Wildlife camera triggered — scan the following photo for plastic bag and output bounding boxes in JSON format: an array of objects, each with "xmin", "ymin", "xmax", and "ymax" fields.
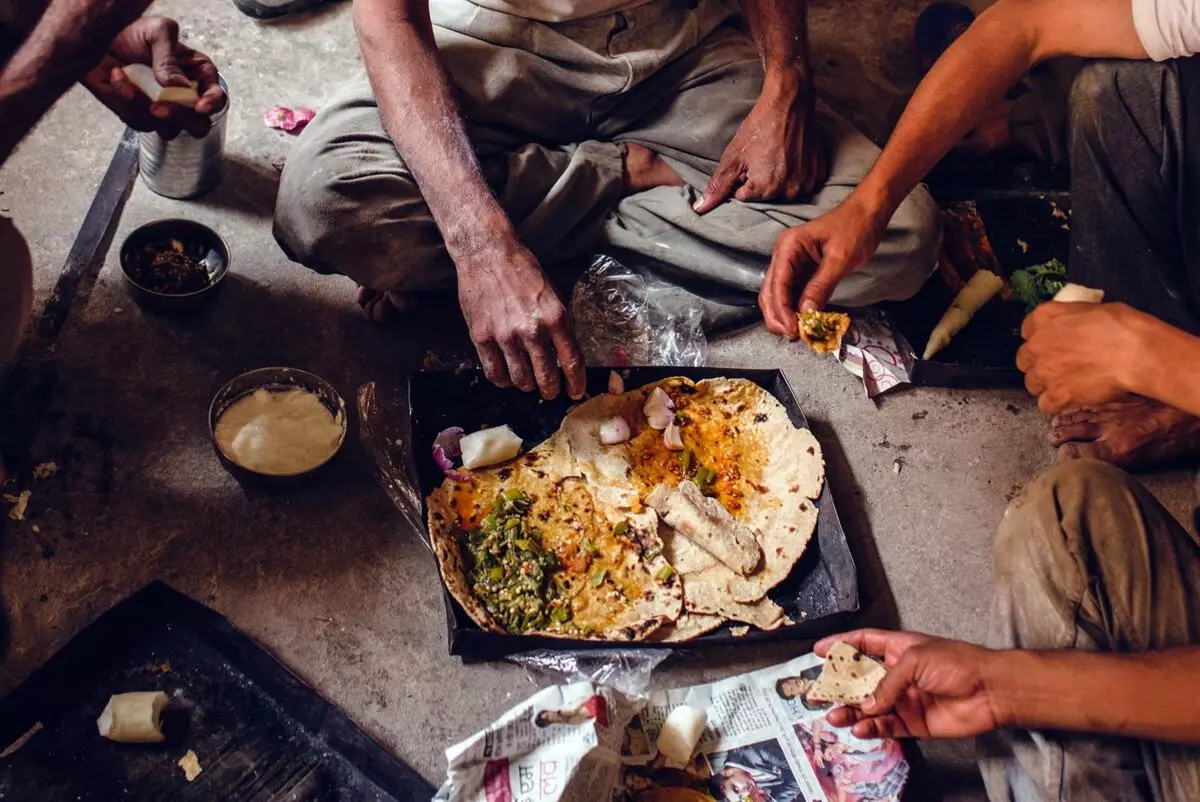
[
  {"xmin": 509, "ymin": 649, "xmax": 670, "ymax": 700},
  {"xmin": 570, "ymin": 255, "xmax": 707, "ymax": 367}
]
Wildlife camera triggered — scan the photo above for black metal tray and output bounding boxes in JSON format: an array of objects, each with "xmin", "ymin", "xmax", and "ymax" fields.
[
  {"xmin": 409, "ymin": 367, "xmax": 860, "ymax": 659},
  {"xmin": 0, "ymin": 582, "xmax": 435, "ymax": 801},
  {"xmin": 888, "ymin": 192, "xmax": 1072, "ymax": 388}
]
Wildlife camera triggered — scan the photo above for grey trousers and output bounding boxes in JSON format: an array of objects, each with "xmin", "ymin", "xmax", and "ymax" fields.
[
  {"xmin": 1067, "ymin": 57, "xmax": 1200, "ymax": 333},
  {"xmin": 980, "ymin": 460, "xmax": 1200, "ymax": 801},
  {"xmin": 273, "ymin": 0, "xmax": 940, "ymax": 320}
]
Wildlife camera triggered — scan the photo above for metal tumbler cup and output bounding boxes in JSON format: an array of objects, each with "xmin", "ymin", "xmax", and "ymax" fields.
[{"xmin": 138, "ymin": 75, "xmax": 230, "ymax": 199}]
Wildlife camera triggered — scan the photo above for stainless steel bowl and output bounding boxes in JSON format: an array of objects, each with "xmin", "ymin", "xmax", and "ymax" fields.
[
  {"xmin": 119, "ymin": 219, "xmax": 229, "ymax": 313},
  {"xmin": 209, "ymin": 367, "xmax": 348, "ymax": 488}
]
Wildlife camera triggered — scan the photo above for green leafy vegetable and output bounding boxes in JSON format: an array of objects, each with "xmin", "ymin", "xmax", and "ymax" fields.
[{"xmin": 1010, "ymin": 258, "xmax": 1068, "ymax": 313}]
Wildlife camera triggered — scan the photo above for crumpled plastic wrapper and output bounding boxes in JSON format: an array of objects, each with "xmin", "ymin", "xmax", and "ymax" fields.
[
  {"xmin": 510, "ymin": 649, "xmax": 670, "ymax": 698},
  {"xmin": 570, "ymin": 255, "xmax": 707, "ymax": 367},
  {"xmin": 357, "ymin": 380, "xmax": 429, "ymax": 551},
  {"xmin": 837, "ymin": 310, "xmax": 916, "ymax": 398}
]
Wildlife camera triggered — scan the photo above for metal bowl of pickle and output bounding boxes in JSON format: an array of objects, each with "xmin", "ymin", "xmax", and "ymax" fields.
[{"xmin": 119, "ymin": 219, "xmax": 229, "ymax": 313}]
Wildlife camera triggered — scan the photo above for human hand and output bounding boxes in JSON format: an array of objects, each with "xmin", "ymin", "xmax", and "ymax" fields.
[
  {"xmin": 457, "ymin": 238, "xmax": 586, "ymax": 400},
  {"xmin": 814, "ymin": 629, "xmax": 1003, "ymax": 740},
  {"xmin": 758, "ymin": 196, "xmax": 886, "ymax": 338},
  {"xmin": 83, "ymin": 16, "xmax": 226, "ymax": 140},
  {"xmin": 693, "ymin": 88, "xmax": 826, "ymax": 214},
  {"xmin": 1017, "ymin": 301, "xmax": 1157, "ymax": 414}
]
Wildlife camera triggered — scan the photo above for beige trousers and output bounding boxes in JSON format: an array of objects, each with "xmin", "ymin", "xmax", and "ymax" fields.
[
  {"xmin": 273, "ymin": 0, "xmax": 940, "ymax": 323},
  {"xmin": 981, "ymin": 460, "xmax": 1200, "ymax": 801}
]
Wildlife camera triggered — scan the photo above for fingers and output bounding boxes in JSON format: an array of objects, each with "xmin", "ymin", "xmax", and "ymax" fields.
[
  {"xmin": 852, "ymin": 714, "xmax": 913, "ymax": 740},
  {"xmin": 861, "ymin": 652, "xmax": 919, "ymax": 716},
  {"xmin": 550, "ymin": 324, "xmax": 587, "ymax": 401},
  {"xmin": 760, "ymin": 232, "xmax": 810, "ymax": 339},
  {"xmin": 797, "ymin": 248, "xmax": 847, "ymax": 314},
  {"xmin": 814, "ymin": 629, "xmax": 918, "ymax": 661},
  {"xmin": 106, "ymin": 65, "xmax": 169, "ymax": 135},
  {"xmin": 182, "ymin": 52, "xmax": 226, "ymax": 115},
  {"xmin": 146, "ymin": 18, "xmax": 188, "ymax": 87},
  {"xmin": 525, "ymin": 335, "xmax": 562, "ymax": 400},
  {"xmin": 476, "ymin": 341, "xmax": 512, "ymax": 389},
  {"xmin": 694, "ymin": 159, "xmax": 742, "ymax": 215}
]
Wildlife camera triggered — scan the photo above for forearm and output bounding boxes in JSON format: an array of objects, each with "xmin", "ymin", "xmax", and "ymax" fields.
[
  {"xmin": 852, "ymin": 0, "xmax": 1147, "ymax": 223},
  {"xmin": 989, "ymin": 647, "xmax": 1200, "ymax": 743},
  {"xmin": 1128, "ymin": 317, "xmax": 1200, "ymax": 417},
  {"xmin": 354, "ymin": 0, "xmax": 511, "ymax": 264},
  {"xmin": 0, "ymin": 0, "xmax": 150, "ymax": 162},
  {"xmin": 740, "ymin": 0, "xmax": 811, "ymax": 99}
]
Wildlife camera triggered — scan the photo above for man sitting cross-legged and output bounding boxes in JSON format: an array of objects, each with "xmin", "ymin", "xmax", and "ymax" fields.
[{"xmin": 273, "ymin": 0, "xmax": 941, "ymax": 400}]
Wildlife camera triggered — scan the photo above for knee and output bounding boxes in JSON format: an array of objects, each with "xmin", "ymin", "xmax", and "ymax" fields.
[
  {"xmin": 883, "ymin": 184, "xmax": 942, "ymax": 301},
  {"xmin": 0, "ymin": 218, "xmax": 33, "ymax": 366},
  {"xmin": 994, "ymin": 459, "xmax": 1132, "ymax": 579},
  {"xmin": 1068, "ymin": 60, "xmax": 1169, "ymax": 144},
  {"xmin": 272, "ymin": 154, "xmax": 349, "ymax": 274}
]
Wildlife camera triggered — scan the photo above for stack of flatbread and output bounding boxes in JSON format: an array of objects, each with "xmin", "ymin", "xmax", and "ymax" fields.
[{"xmin": 426, "ymin": 377, "xmax": 826, "ymax": 642}]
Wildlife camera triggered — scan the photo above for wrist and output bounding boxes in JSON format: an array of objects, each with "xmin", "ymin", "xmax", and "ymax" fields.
[
  {"xmin": 980, "ymin": 648, "xmax": 1032, "ymax": 730},
  {"xmin": 1122, "ymin": 310, "xmax": 1177, "ymax": 399},
  {"xmin": 761, "ymin": 65, "xmax": 813, "ymax": 109}
]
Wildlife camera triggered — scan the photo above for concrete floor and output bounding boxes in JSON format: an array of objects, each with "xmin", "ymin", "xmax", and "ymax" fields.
[{"xmin": 1, "ymin": 0, "xmax": 1197, "ymax": 798}]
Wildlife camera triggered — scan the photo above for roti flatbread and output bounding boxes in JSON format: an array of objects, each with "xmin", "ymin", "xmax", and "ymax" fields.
[
  {"xmin": 646, "ymin": 480, "xmax": 762, "ymax": 576},
  {"xmin": 427, "ymin": 436, "xmax": 683, "ymax": 641},
  {"xmin": 807, "ymin": 640, "xmax": 887, "ymax": 706}
]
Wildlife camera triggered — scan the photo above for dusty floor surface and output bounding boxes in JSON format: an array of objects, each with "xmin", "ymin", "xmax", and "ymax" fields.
[{"xmin": 1, "ymin": 0, "xmax": 1197, "ymax": 798}]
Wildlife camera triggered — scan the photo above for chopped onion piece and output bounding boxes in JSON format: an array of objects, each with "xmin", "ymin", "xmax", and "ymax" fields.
[
  {"xmin": 599, "ymin": 416, "xmax": 631, "ymax": 445},
  {"xmin": 644, "ymin": 387, "xmax": 675, "ymax": 430},
  {"xmin": 432, "ymin": 426, "xmax": 469, "ymax": 479},
  {"xmin": 608, "ymin": 370, "xmax": 625, "ymax": 395},
  {"xmin": 663, "ymin": 420, "xmax": 684, "ymax": 451}
]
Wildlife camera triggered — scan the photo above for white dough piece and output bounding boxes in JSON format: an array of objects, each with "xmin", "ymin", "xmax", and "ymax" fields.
[
  {"xmin": 656, "ymin": 704, "xmax": 708, "ymax": 767},
  {"xmin": 923, "ymin": 270, "xmax": 1005, "ymax": 360},
  {"xmin": 97, "ymin": 691, "xmax": 168, "ymax": 743},
  {"xmin": 122, "ymin": 64, "xmax": 200, "ymax": 108},
  {"xmin": 1054, "ymin": 283, "xmax": 1105, "ymax": 304},
  {"xmin": 460, "ymin": 425, "xmax": 523, "ymax": 470}
]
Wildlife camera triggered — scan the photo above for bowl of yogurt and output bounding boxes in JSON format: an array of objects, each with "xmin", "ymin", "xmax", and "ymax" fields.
[{"xmin": 209, "ymin": 367, "xmax": 348, "ymax": 485}]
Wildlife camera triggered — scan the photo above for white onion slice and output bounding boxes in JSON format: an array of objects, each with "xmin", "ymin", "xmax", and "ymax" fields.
[
  {"xmin": 663, "ymin": 420, "xmax": 684, "ymax": 451},
  {"xmin": 599, "ymin": 416, "xmax": 631, "ymax": 445},
  {"xmin": 644, "ymin": 388, "xmax": 675, "ymax": 430}
]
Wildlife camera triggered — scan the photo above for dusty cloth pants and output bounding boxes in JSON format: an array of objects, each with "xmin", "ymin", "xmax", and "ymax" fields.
[
  {"xmin": 273, "ymin": 0, "xmax": 940, "ymax": 327},
  {"xmin": 979, "ymin": 460, "xmax": 1200, "ymax": 801},
  {"xmin": 1067, "ymin": 57, "xmax": 1200, "ymax": 333},
  {"xmin": 0, "ymin": 216, "xmax": 32, "ymax": 369}
]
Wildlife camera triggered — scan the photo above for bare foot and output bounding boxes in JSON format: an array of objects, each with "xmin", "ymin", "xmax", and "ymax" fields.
[
  {"xmin": 1048, "ymin": 397, "xmax": 1200, "ymax": 469},
  {"xmin": 356, "ymin": 287, "xmax": 416, "ymax": 323},
  {"xmin": 621, "ymin": 142, "xmax": 685, "ymax": 196}
]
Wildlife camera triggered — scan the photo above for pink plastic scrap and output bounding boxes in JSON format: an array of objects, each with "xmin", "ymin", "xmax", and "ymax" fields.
[{"xmin": 264, "ymin": 106, "xmax": 317, "ymax": 134}]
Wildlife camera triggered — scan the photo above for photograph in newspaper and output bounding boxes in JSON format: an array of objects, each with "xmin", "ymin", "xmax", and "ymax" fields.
[
  {"xmin": 794, "ymin": 719, "xmax": 908, "ymax": 802},
  {"xmin": 771, "ymin": 664, "xmax": 833, "ymax": 715},
  {"xmin": 707, "ymin": 738, "xmax": 803, "ymax": 802}
]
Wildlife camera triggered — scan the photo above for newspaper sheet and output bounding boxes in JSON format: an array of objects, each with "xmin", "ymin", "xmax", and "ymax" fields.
[{"xmin": 437, "ymin": 652, "xmax": 908, "ymax": 802}]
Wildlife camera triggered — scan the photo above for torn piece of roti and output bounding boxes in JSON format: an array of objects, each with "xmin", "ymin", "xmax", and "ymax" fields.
[
  {"xmin": 646, "ymin": 480, "xmax": 762, "ymax": 576},
  {"xmin": 798, "ymin": 311, "xmax": 851, "ymax": 354},
  {"xmin": 807, "ymin": 640, "xmax": 888, "ymax": 706}
]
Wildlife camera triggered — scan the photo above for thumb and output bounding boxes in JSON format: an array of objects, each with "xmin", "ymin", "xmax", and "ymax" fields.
[
  {"xmin": 694, "ymin": 161, "xmax": 740, "ymax": 215},
  {"xmin": 148, "ymin": 19, "xmax": 188, "ymax": 87},
  {"xmin": 798, "ymin": 248, "xmax": 851, "ymax": 314},
  {"xmin": 861, "ymin": 652, "xmax": 919, "ymax": 716}
]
